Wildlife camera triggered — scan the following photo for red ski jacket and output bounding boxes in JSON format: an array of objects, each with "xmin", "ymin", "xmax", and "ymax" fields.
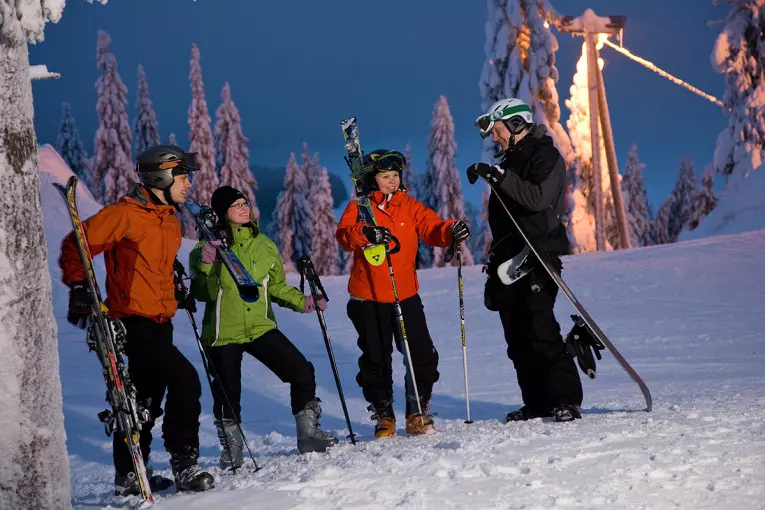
[{"xmin": 336, "ymin": 191, "xmax": 455, "ymax": 303}]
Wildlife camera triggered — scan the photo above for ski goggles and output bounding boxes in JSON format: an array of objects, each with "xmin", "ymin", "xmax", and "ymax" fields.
[
  {"xmin": 475, "ymin": 113, "xmax": 529, "ymax": 138},
  {"xmin": 368, "ymin": 151, "xmax": 406, "ymax": 172},
  {"xmin": 157, "ymin": 152, "xmax": 200, "ymax": 174},
  {"xmin": 475, "ymin": 113, "xmax": 496, "ymax": 139}
]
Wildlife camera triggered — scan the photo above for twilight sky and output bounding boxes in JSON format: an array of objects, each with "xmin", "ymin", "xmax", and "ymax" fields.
[{"xmin": 29, "ymin": 0, "xmax": 730, "ymax": 209}]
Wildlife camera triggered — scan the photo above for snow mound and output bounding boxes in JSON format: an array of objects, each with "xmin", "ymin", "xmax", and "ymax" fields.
[{"xmin": 680, "ymin": 166, "xmax": 765, "ymax": 240}]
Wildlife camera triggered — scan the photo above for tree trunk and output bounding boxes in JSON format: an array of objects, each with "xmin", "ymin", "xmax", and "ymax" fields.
[{"xmin": 0, "ymin": 28, "xmax": 72, "ymax": 510}]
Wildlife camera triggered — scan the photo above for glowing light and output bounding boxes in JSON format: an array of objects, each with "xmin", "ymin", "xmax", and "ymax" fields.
[{"xmin": 601, "ymin": 38, "xmax": 723, "ymax": 107}]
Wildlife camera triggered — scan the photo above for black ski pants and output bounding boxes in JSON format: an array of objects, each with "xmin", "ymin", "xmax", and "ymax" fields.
[
  {"xmin": 113, "ymin": 316, "xmax": 202, "ymax": 476},
  {"xmin": 497, "ymin": 258, "xmax": 583, "ymax": 411},
  {"xmin": 205, "ymin": 329, "xmax": 316, "ymax": 419},
  {"xmin": 347, "ymin": 294, "xmax": 439, "ymax": 413}
]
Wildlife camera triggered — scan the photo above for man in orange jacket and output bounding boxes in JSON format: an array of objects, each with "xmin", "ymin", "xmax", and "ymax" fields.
[
  {"xmin": 336, "ymin": 149, "xmax": 470, "ymax": 438},
  {"xmin": 59, "ymin": 145, "xmax": 214, "ymax": 495}
]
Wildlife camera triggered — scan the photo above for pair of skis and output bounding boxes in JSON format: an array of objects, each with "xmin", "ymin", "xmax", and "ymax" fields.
[
  {"xmin": 55, "ymin": 177, "xmax": 155, "ymax": 503},
  {"xmin": 340, "ymin": 118, "xmax": 652, "ymax": 416}
]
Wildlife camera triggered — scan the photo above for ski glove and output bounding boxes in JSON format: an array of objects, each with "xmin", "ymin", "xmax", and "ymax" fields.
[
  {"xmin": 176, "ymin": 288, "xmax": 197, "ymax": 313},
  {"xmin": 200, "ymin": 240, "xmax": 221, "ymax": 264},
  {"xmin": 303, "ymin": 294, "xmax": 328, "ymax": 313},
  {"xmin": 451, "ymin": 221, "xmax": 470, "ymax": 242},
  {"xmin": 467, "ymin": 162, "xmax": 505, "ymax": 185},
  {"xmin": 67, "ymin": 281, "xmax": 91, "ymax": 329},
  {"xmin": 362, "ymin": 225, "xmax": 393, "ymax": 245}
]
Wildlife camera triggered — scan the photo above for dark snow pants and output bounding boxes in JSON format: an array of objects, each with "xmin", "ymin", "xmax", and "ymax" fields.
[
  {"xmin": 205, "ymin": 329, "xmax": 316, "ymax": 419},
  {"xmin": 113, "ymin": 316, "xmax": 202, "ymax": 476},
  {"xmin": 496, "ymin": 257, "xmax": 583, "ymax": 411},
  {"xmin": 347, "ymin": 294, "xmax": 439, "ymax": 414}
]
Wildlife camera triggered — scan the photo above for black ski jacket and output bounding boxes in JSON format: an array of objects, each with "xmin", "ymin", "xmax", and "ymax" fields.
[{"xmin": 487, "ymin": 126, "xmax": 570, "ymax": 264}]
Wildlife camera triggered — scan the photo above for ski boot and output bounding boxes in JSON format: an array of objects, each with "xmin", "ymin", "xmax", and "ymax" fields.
[
  {"xmin": 553, "ymin": 404, "xmax": 582, "ymax": 423},
  {"xmin": 505, "ymin": 405, "xmax": 553, "ymax": 423},
  {"xmin": 369, "ymin": 401, "xmax": 396, "ymax": 439},
  {"xmin": 405, "ymin": 398, "xmax": 436, "ymax": 436},
  {"xmin": 114, "ymin": 466, "xmax": 174, "ymax": 497},
  {"xmin": 295, "ymin": 398, "xmax": 339, "ymax": 454},
  {"xmin": 169, "ymin": 447, "xmax": 214, "ymax": 492},
  {"xmin": 215, "ymin": 418, "xmax": 244, "ymax": 470}
]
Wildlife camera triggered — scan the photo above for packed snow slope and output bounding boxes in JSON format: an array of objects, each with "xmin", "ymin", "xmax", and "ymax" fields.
[
  {"xmin": 681, "ymin": 164, "xmax": 765, "ymax": 240},
  {"xmin": 39, "ymin": 146, "xmax": 765, "ymax": 509}
]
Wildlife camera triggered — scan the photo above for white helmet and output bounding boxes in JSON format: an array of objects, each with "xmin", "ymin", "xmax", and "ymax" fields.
[{"xmin": 475, "ymin": 98, "xmax": 533, "ymax": 138}]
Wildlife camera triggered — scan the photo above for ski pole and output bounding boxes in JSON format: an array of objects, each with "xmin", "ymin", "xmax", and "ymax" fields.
[
  {"xmin": 455, "ymin": 242, "xmax": 473, "ymax": 424},
  {"xmin": 384, "ymin": 241, "xmax": 424, "ymax": 421},
  {"xmin": 298, "ymin": 257, "xmax": 357, "ymax": 445},
  {"xmin": 173, "ymin": 260, "xmax": 261, "ymax": 473}
]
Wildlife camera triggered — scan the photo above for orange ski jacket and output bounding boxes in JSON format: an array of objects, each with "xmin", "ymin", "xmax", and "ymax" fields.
[
  {"xmin": 336, "ymin": 191, "xmax": 455, "ymax": 303},
  {"xmin": 59, "ymin": 185, "xmax": 182, "ymax": 322}
]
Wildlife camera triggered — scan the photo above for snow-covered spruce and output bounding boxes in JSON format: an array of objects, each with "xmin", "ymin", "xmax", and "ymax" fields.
[{"xmin": 0, "ymin": 2, "xmax": 71, "ymax": 508}]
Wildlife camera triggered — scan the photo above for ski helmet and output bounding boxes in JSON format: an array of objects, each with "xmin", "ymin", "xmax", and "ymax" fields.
[
  {"xmin": 135, "ymin": 144, "xmax": 199, "ymax": 189},
  {"xmin": 362, "ymin": 149, "xmax": 407, "ymax": 191},
  {"xmin": 475, "ymin": 98, "xmax": 533, "ymax": 139}
]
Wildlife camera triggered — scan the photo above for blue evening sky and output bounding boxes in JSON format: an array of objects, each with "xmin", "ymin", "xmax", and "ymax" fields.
[{"xmin": 29, "ymin": 0, "xmax": 730, "ymax": 209}]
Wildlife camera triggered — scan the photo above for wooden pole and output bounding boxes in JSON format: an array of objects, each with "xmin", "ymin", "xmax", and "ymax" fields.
[
  {"xmin": 585, "ymin": 31, "xmax": 605, "ymax": 251},
  {"xmin": 594, "ymin": 44, "xmax": 632, "ymax": 249}
]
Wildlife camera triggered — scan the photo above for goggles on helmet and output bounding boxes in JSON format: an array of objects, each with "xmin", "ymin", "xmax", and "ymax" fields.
[{"xmin": 366, "ymin": 150, "xmax": 406, "ymax": 172}]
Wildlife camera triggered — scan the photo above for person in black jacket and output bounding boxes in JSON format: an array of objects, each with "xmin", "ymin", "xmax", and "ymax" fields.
[{"xmin": 467, "ymin": 98, "xmax": 583, "ymax": 423}]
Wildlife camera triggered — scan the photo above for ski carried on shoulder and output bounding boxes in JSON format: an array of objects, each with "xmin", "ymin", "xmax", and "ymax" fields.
[
  {"xmin": 183, "ymin": 199, "xmax": 261, "ymax": 302},
  {"xmin": 54, "ymin": 176, "xmax": 155, "ymax": 504},
  {"xmin": 487, "ymin": 183, "xmax": 653, "ymax": 412},
  {"xmin": 340, "ymin": 116, "xmax": 387, "ymax": 266}
]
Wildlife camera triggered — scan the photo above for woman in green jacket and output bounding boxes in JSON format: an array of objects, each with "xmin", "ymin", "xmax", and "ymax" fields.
[{"xmin": 189, "ymin": 186, "xmax": 337, "ymax": 467}]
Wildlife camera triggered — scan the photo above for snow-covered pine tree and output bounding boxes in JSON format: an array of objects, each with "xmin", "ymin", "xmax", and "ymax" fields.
[
  {"xmin": 480, "ymin": 0, "xmax": 525, "ymax": 162},
  {"xmin": 168, "ymin": 132, "xmax": 177, "ymax": 145},
  {"xmin": 0, "ymin": 3, "xmax": 71, "ymax": 507},
  {"xmin": 621, "ymin": 144, "xmax": 653, "ymax": 247},
  {"xmin": 465, "ymin": 201, "xmax": 485, "ymax": 264},
  {"xmin": 214, "ymin": 82, "xmax": 260, "ymax": 219},
  {"xmin": 564, "ymin": 37, "xmax": 616, "ymax": 252},
  {"xmin": 264, "ymin": 191, "xmax": 283, "ymax": 249},
  {"xmin": 427, "ymin": 96, "xmax": 475, "ymax": 267},
  {"xmin": 311, "ymin": 166, "xmax": 340, "ymax": 276},
  {"xmin": 94, "ymin": 30, "xmax": 136, "ymax": 205},
  {"xmin": 276, "ymin": 153, "xmax": 300, "ymax": 272},
  {"xmin": 711, "ymin": 0, "xmax": 765, "ymax": 183},
  {"xmin": 480, "ymin": 0, "xmax": 574, "ymax": 165},
  {"xmin": 668, "ymin": 157, "xmax": 697, "ymax": 242},
  {"xmin": 604, "ymin": 197, "xmax": 620, "ymax": 250},
  {"xmin": 418, "ymin": 135, "xmax": 437, "ymax": 269},
  {"xmin": 521, "ymin": 0, "xmax": 575, "ymax": 162},
  {"xmin": 133, "ymin": 64, "xmax": 160, "ymax": 155},
  {"xmin": 290, "ymin": 160, "xmax": 313, "ymax": 269},
  {"xmin": 188, "ymin": 43, "xmax": 218, "ymax": 209},
  {"xmin": 56, "ymin": 101, "xmax": 90, "ymax": 185},
  {"xmin": 402, "ymin": 142, "xmax": 418, "ymax": 199},
  {"xmin": 687, "ymin": 164, "xmax": 718, "ymax": 231},
  {"xmin": 653, "ymin": 195, "xmax": 675, "ymax": 245}
]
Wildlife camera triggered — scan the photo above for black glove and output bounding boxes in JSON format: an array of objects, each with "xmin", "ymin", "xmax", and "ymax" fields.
[
  {"xmin": 67, "ymin": 281, "xmax": 91, "ymax": 329},
  {"xmin": 176, "ymin": 288, "xmax": 197, "ymax": 313},
  {"xmin": 362, "ymin": 225, "xmax": 393, "ymax": 245},
  {"xmin": 467, "ymin": 162, "xmax": 504, "ymax": 185},
  {"xmin": 451, "ymin": 221, "xmax": 470, "ymax": 242}
]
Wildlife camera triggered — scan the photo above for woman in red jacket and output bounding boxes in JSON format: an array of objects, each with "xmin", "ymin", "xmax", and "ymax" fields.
[{"xmin": 336, "ymin": 149, "xmax": 470, "ymax": 439}]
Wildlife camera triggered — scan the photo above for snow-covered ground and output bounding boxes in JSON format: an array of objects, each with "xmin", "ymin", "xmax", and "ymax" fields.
[
  {"xmin": 39, "ymin": 147, "xmax": 765, "ymax": 509},
  {"xmin": 681, "ymin": 165, "xmax": 765, "ymax": 241}
]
